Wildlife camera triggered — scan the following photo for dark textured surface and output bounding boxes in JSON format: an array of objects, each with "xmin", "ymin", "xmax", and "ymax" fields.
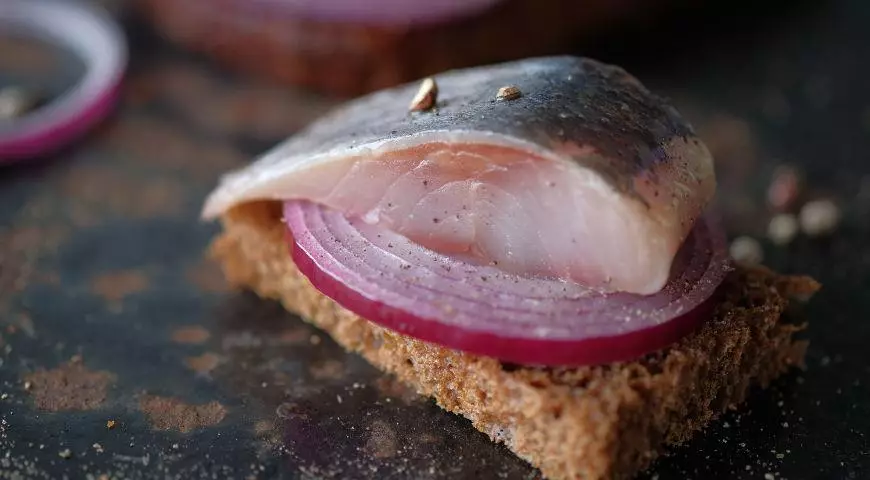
[{"xmin": 0, "ymin": 1, "xmax": 868, "ymax": 479}]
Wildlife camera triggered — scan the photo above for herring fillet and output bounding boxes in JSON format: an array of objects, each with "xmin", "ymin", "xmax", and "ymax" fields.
[{"xmin": 202, "ymin": 56, "xmax": 715, "ymax": 295}]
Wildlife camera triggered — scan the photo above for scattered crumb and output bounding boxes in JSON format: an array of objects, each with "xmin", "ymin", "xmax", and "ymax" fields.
[
  {"xmin": 23, "ymin": 381, "xmax": 31, "ymax": 390},
  {"xmin": 24, "ymin": 357, "xmax": 115, "ymax": 411},
  {"xmin": 767, "ymin": 165, "xmax": 801, "ymax": 210},
  {"xmin": 253, "ymin": 420, "xmax": 273, "ymax": 436},
  {"xmin": 93, "ymin": 443, "xmax": 104, "ymax": 453},
  {"xmin": 5, "ymin": 312, "xmax": 36, "ymax": 338},
  {"xmin": 364, "ymin": 419, "xmax": 398, "ymax": 459},
  {"xmin": 90, "ymin": 270, "xmax": 149, "ymax": 303},
  {"xmin": 0, "ymin": 393, "xmax": 7, "ymax": 400},
  {"xmin": 375, "ymin": 376, "xmax": 421, "ymax": 404},
  {"xmin": 418, "ymin": 432, "xmax": 440, "ymax": 444},
  {"xmin": 768, "ymin": 214, "xmax": 799, "ymax": 246},
  {"xmin": 221, "ymin": 331, "xmax": 263, "ymax": 349},
  {"xmin": 60, "ymin": 164, "xmax": 187, "ymax": 220},
  {"xmin": 309, "ymin": 359, "xmax": 345, "ymax": 380},
  {"xmin": 170, "ymin": 326, "xmax": 211, "ymax": 345},
  {"xmin": 799, "ymin": 199, "xmax": 840, "ymax": 236},
  {"xmin": 765, "ymin": 473, "xmax": 775, "ymax": 480},
  {"xmin": 310, "ymin": 334, "xmax": 321, "ymax": 345},
  {"xmin": 184, "ymin": 261, "xmax": 230, "ymax": 293},
  {"xmin": 58, "ymin": 448, "xmax": 72, "ymax": 459},
  {"xmin": 729, "ymin": 236, "xmax": 764, "ymax": 264},
  {"xmin": 184, "ymin": 352, "xmax": 220, "ymax": 375},
  {"xmin": 138, "ymin": 394, "xmax": 227, "ymax": 433},
  {"xmin": 275, "ymin": 402, "xmax": 304, "ymax": 420},
  {"xmin": 274, "ymin": 328, "xmax": 310, "ymax": 346},
  {"xmin": 106, "ymin": 420, "xmax": 116, "ymax": 430}
]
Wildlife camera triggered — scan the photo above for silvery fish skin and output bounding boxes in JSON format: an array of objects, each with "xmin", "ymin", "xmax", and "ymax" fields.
[{"xmin": 203, "ymin": 56, "xmax": 715, "ymax": 294}]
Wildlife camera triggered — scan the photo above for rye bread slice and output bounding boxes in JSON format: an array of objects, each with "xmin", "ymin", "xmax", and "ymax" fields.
[{"xmin": 210, "ymin": 200, "xmax": 818, "ymax": 480}]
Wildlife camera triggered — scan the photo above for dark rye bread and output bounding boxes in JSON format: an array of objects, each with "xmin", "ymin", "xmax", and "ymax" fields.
[{"xmin": 210, "ymin": 201, "xmax": 819, "ymax": 480}]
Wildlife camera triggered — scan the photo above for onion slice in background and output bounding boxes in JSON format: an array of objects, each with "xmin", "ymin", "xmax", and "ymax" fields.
[
  {"xmin": 242, "ymin": 0, "xmax": 505, "ymax": 26},
  {"xmin": 0, "ymin": 0, "xmax": 127, "ymax": 163},
  {"xmin": 284, "ymin": 200, "xmax": 731, "ymax": 366}
]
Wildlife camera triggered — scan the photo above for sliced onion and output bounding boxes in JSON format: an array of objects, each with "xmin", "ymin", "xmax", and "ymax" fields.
[
  {"xmin": 0, "ymin": 0, "xmax": 127, "ymax": 163},
  {"xmin": 242, "ymin": 0, "xmax": 505, "ymax": 26},
  {"xmin": 284, "ymin": 200, "xmax": 731, "ymax": 366}
]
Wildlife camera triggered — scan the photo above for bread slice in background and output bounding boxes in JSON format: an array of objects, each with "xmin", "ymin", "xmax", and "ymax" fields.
[{"xmin": 211, "ymin": 201, "xmax": 817, "ymax": 480}]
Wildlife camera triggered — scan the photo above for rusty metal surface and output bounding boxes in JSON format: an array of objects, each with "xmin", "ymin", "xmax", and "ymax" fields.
[{"xmin": 1, "ymin": 1, "xmax": 869, "ymax": 479}]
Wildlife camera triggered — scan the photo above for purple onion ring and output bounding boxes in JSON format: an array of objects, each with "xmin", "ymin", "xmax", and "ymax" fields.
[
  {"xmin": 284, "ymin": 200, "xmax": 732, "ymax": 366},
  {"xmin": 0, "ymin": 0, "xmax": 127, "ymax": 163},
  {"xmin": 239, "ymin": 0, "xmax": 505, "ymax": 26}
]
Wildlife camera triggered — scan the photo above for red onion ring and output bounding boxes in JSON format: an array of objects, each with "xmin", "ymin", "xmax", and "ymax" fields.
[
  {"xmin": 0, "ymin": 0, "xmax": 127, "ymax": 163},
  {"xmin": 284, "ymin": 200, "xmax": 732, "ymax": 366},
  {"xmin": 239, "ymin": 0, "xmax": 505, "ymax": 26}
]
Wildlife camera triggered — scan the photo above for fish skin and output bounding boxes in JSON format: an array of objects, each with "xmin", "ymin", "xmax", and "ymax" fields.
[
  {"xmin": 202, "ymin": 56, "xmax": 715, "ymax": 294},
  {"xmin": 205, "ymin": 56, "xmax": 696, "ymax": 216}
]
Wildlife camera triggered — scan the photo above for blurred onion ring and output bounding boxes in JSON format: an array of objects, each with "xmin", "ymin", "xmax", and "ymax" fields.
[
  {"xmin": 247, "ymin": 0, "xmax": 505, "ymax": 26},
  {"xmin": 0, "ymin": 0, "xmax": 127, "ymax": 163}
]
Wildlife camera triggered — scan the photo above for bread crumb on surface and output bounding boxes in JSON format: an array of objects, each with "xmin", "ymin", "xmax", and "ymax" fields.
[
  {"xmin": 730, "ymin": 236, "xmax": 764, "ymax": 264},
  {"xmin": 24, "ymin": 357, "xmax": 115, "ymax": 412},
  {"xmin": 767, "ymin": 165, "xmax": 801, "ymax": 210},
  {"xmin": 768, "ymin": 214, "xmax": 799, "ymax": 246},
  {"xmin": 799, "ymin": 199, "xmax": 840, "ymax": 236}
]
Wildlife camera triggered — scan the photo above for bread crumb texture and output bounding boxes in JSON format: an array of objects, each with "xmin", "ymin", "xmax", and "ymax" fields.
[{"xmin": 212, "ymin": 201, "xmax": 818, "ymax": 480}]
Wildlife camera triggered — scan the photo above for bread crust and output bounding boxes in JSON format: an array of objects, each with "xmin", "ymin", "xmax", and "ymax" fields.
[{"xmin": 211, "ymin": 201, "xmax": 817, "ymax": 480}]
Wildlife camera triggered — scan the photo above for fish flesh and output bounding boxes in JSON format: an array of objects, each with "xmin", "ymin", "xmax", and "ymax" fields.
[{"xmin": 203, "ymin": 56, "xmax": 716, "ymax": 295}]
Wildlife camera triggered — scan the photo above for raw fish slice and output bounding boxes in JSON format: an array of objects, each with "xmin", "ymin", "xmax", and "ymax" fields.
[{"xmin": 202, "ymin": 56, "xmax": 715, "ymax": 294}]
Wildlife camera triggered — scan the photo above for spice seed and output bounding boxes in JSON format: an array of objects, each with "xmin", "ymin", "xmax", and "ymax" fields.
[
  {"xmin": 729, "ymin": 236, "xmax": 764, "ymax": 264},
  {"xmin": 496, "ymin": 85, "xmax": 522, "ymax": 101},
  {"xmin": 767, "ymin": 165, "xmax": 801, "ymax": 210},
  {"xmin": 409, "ymin": 78, "xmax": 438, "ymax": 112},
  {"xmin": 768, "ymin": 213, "xmax": 799, "ymax": 246},
  {"xmin": 799, "ymin": 199, "xmax": 840, "ymax": 236}
]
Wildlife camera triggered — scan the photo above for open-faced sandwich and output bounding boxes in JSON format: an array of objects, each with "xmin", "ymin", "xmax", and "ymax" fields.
[{"xmin": 202, "ymin": 56, "xmax": 817, "ymax": 480}]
